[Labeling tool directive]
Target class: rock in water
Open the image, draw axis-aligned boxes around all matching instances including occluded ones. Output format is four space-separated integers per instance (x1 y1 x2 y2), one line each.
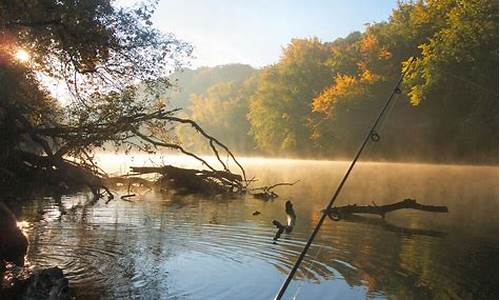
20 267 71 300
0 202 28 271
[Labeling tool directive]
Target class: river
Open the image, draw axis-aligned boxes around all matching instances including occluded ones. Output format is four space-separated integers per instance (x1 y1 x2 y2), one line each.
6 155 499 299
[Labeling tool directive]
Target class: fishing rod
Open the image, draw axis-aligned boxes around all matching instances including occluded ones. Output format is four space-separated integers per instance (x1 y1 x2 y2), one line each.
273 57 416 300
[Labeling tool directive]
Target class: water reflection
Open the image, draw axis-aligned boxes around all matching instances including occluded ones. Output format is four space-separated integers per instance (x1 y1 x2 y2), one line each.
7 158 499 299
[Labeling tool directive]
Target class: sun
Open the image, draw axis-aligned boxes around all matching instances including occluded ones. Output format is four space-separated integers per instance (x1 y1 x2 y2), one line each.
14 49 30 63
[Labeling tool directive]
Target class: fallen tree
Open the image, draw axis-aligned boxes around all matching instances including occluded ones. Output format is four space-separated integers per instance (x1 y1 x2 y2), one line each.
130 165 244 195
325 198 448 220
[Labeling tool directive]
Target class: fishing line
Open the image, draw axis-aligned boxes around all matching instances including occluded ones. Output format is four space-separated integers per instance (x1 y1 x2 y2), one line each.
273 57 416 300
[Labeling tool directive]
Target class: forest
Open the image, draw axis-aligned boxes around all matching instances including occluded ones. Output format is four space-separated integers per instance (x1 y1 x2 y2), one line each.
173 0 498 163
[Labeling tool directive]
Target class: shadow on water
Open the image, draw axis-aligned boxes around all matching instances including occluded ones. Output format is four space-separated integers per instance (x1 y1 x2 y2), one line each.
3 157 499 299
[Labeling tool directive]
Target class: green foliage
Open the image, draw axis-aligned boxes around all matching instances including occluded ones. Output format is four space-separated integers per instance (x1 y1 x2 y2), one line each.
248 38 332 154
177 78 256 153
167 64 256 108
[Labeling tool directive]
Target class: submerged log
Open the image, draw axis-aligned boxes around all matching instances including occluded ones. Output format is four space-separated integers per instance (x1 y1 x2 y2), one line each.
326 198 448 220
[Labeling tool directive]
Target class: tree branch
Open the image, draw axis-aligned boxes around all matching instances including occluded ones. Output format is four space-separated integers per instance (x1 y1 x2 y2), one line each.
326 198 448 220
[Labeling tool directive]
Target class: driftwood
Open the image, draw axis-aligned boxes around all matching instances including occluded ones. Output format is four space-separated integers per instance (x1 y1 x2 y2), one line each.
326 198 448 220
272 200 296 241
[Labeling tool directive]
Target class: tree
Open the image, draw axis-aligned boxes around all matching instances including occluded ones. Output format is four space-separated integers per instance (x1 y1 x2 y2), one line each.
176 77 257 153
309 0 498 162
248 38 332 155
0 0 249 195
166 64 256 109
403 0 498 160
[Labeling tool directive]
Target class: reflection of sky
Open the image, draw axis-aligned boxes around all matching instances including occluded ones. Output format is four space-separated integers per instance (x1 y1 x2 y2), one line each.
117 0 396 67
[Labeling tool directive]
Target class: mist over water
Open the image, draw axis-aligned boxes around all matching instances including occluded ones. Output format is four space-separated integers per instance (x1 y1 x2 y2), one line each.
10 155 499 299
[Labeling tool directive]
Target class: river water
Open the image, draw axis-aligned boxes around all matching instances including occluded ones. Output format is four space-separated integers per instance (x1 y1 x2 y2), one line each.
6 155 499 299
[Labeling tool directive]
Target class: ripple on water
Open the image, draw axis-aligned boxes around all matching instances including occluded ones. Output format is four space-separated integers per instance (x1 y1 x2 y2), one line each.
16 161 499 299
21 196 351 299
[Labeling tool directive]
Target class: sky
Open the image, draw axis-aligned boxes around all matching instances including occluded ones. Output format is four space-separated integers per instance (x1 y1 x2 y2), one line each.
147 0 398 68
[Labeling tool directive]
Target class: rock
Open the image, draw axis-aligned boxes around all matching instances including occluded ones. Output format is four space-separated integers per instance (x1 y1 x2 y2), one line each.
20 267 71 300
0 202 28 271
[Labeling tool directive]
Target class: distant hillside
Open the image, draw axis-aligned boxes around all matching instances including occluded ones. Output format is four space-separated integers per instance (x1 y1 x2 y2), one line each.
165 64 256 109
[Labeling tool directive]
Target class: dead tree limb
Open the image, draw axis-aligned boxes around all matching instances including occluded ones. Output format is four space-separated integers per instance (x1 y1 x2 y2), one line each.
131 129 218 172
326 198 448 220
168 115 247 181
250 180 300 200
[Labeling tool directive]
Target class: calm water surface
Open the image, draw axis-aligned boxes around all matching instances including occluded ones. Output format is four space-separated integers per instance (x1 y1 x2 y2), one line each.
7 156 499 299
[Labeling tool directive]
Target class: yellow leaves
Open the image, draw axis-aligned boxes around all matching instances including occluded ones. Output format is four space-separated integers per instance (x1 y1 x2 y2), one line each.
312 64 382 116
360 33 392 63
312 73 362 115
410 2 431 27
310 128 321 142
280 37 329 66
408 86 423 106
360 34 379 53
333 74 358 95
360 69 376 83
378 47 392 60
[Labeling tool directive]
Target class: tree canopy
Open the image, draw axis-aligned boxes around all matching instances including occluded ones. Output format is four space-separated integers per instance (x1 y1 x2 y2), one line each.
174 0 498 163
